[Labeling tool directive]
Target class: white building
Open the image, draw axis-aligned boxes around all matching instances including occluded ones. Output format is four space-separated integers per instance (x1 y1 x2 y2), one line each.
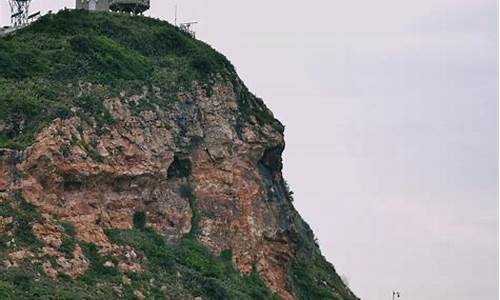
75 0 150 14
75 0 110 11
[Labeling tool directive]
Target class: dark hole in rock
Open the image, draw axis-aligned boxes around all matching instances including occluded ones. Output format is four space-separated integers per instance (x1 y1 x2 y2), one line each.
133 211 146 229
260 146 284 172
167 155 192 179
111 176 130 193
63 178 83 191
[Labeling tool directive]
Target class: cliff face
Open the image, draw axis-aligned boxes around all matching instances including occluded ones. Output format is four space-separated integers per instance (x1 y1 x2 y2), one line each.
0 10 358 300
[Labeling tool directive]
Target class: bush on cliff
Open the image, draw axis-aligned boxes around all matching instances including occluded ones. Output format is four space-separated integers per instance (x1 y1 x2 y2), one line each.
0 9 280 149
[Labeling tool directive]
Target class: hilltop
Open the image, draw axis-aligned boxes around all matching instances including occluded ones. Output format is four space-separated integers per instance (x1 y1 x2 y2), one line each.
0 10 359 300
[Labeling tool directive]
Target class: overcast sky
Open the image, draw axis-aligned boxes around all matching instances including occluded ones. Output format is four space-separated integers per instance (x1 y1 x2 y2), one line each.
1 1 498 299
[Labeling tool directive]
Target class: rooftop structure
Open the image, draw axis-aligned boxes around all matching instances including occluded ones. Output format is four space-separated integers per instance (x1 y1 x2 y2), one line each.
179 22 197 38
109 0 150 14
174 6 198 38
75 0 110 11
75 0 150 14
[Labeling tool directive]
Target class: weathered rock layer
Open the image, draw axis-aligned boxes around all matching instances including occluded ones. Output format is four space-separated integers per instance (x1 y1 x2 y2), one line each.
0 10 358 300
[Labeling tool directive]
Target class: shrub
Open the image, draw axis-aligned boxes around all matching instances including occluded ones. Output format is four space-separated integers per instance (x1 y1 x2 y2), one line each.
133 211 146 230
0 9 279 149
61 222 76 237
59 237 76 258
289 253 358 300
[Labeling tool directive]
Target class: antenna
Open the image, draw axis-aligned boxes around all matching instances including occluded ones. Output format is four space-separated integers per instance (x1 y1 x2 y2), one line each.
174 4 177 26
7 0 32 27
174 5 198 38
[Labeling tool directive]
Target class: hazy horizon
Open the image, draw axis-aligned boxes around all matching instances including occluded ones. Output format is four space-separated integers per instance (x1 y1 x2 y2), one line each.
1 1 498 299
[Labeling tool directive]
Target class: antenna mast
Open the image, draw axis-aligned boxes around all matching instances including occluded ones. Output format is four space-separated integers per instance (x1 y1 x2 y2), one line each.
174 4 177 26
7 0 32 27
174 5 198 38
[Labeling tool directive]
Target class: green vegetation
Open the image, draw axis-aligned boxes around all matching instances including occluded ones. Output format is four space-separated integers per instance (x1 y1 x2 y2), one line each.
0 262 124 299
132 211 146 229
289 253 357 300
0 225 282 299
0 194 281 299
60 144 71 157
105 227 281 300
59 237 77 258
1 9 232 84
79 242 121 283
0 9 280 149
70 132 104 162
60 222 76 237
0 9 340 300
0 192 43 250
167 156 192 179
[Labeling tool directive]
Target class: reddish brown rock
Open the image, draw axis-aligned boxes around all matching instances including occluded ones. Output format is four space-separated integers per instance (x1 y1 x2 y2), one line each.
55 245 89 278
0 82 334 299
4 249 36 268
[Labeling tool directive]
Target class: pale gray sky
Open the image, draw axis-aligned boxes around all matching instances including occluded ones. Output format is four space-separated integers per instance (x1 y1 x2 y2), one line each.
1 1 498 299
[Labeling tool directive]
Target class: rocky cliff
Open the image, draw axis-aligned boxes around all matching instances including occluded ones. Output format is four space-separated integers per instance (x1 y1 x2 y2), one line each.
0 10 359 300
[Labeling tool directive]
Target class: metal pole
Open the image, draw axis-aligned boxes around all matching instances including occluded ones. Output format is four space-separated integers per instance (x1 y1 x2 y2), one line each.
174 4 177 25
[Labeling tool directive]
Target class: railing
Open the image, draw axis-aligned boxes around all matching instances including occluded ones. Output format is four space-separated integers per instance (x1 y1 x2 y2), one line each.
109 0 150 7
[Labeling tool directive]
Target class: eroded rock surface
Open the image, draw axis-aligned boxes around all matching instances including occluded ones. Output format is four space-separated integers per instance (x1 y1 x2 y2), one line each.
0 8 362 300
0 81 354 300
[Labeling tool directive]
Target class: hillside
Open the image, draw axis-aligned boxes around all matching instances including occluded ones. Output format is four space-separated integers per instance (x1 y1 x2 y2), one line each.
0 9 359 300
